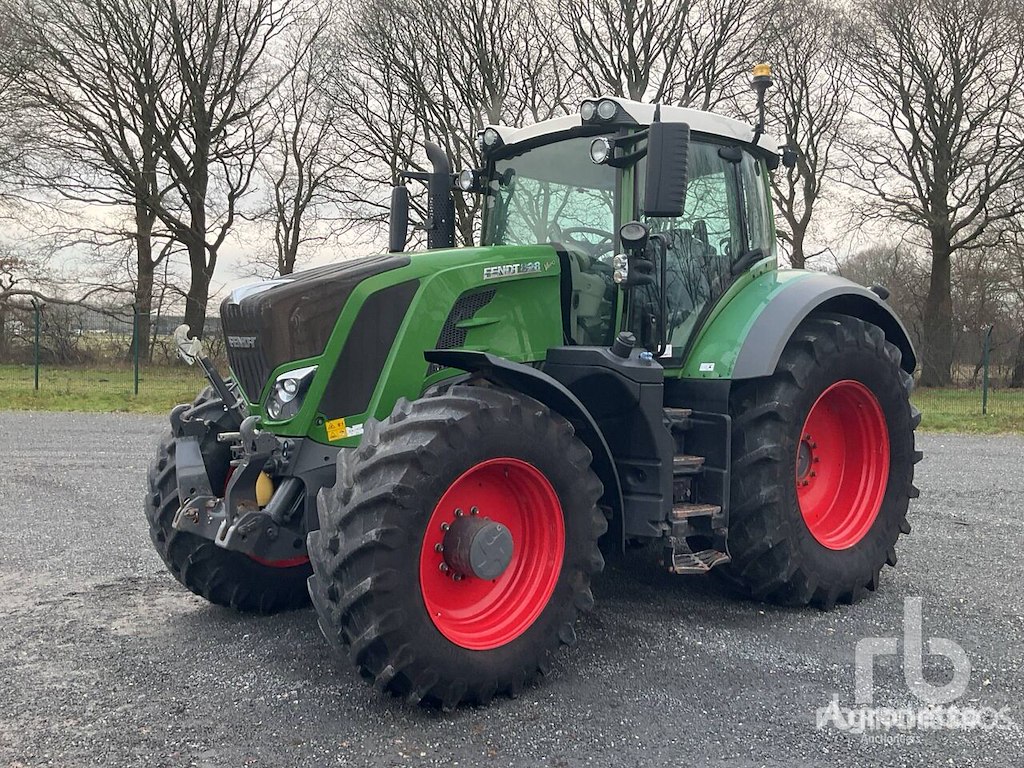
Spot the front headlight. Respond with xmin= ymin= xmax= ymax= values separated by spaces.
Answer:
xmin=264 ymin=365 xmax=317 ymax=421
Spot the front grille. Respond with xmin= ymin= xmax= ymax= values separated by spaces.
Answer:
xmin=221 ymin=302 xmax=272 ymax=403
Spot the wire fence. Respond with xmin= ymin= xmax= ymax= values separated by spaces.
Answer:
xmin=2 ymin=300 xmax=1023 ymax=428
xmin=0 ymin=301 xmax=213 ymax=409
xmin=914 ymin=326 xmax=1024 ymax=423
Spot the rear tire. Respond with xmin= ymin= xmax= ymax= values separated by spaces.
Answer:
xmin=718 ymin=314 xmax=921 ymax=608
xmin=307 ymin=385 xmax=606 ymax=708
xmin=145 ymin=387 xmax=311 ymax=613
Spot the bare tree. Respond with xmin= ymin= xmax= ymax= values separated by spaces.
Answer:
xmin=257 ymin=27 xmax=351 ymax=276
xmin=848 ymin=0 xmax=1024 ymax=386
xmin=15 ymin=0 xmax=178 ymax=358
xmin=555 ymin=0 xmax=762 ymax=109
xmin=761 ymin=0 xmax=853 ymax=268
xmin=997 ymin=229 xmax=1024 ymax=387
xmin=0 ymin=0 xmax=28 ymax=193
xmin=334 ymin=0 xmax=572 ymax=247
xmin=149 ymin=0 xmax=322 ymax=336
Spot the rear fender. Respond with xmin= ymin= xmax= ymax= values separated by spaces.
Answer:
xmin=681 ymin=271 xmax=917 ymax=380
xmin=732 ymin=274 xmax=917 ymax=378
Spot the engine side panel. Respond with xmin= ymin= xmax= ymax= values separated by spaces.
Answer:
xmin=251 ymin=245 xmax=565 ymax=441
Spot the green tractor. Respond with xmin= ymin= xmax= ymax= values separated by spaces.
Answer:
xmin=146 ymin=69 xmax=921 ymax=708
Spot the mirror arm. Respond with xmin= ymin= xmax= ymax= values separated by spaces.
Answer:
xmin=650 ymin=234 xmax=669 ymax=357
xmin=607 ymin=147 xmax=648 ymax=169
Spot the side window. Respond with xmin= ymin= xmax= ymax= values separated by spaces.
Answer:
xmin=741 ymin=154 xmax=773 ymax=255
xmin=639 ymin=142 xmax=740 ymax=356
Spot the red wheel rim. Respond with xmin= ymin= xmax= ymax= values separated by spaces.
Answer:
xmin=419 ymin=458 xmax=565 ymax=651
xmin=796 ymin=380 xmax=890 ymax=550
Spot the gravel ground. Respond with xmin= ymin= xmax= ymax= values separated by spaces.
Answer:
xmin=1 ymin=411 xmax=1022 ymax=768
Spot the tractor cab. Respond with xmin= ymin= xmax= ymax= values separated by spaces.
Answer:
xmin=472 ymin=97 xmax=780 ymax=357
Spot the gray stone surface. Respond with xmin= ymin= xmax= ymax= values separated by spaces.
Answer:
xmin=1 ymin=412 xmax=1021 ymax=767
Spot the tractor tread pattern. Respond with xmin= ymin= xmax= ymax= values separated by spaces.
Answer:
xmin=715 ymin=314 xmax=920 ymax=608
xmin=307 ymin=385 xmax=606 ymax=709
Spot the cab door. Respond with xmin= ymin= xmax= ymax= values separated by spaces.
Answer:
xmin=630 ymin=140 xmax=774 ymax=364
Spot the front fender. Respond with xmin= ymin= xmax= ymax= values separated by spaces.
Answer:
xmin=423 ymin=350 xmax=623 ymax=540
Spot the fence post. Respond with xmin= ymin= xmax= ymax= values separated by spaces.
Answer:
xmin=30 ymin=298 xmax=41 ymax=391
xmin=982 ymin=325 xmax=994 ymax=415
xmin=132 ymin=304 xmax=140 ymax=396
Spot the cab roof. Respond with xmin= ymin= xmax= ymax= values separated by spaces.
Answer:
xmin=486 ymin=96 xmax=781 ymax=155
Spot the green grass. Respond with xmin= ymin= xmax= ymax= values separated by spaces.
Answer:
xmin=2 ymin=364 xmax=1022 ymax=433
xmin=1 ymin=363 xmax=207 ymax=414
xmin=911 ymin=387 xmax=1024 ymax=434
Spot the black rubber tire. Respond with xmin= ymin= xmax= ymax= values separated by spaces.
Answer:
xmin=145 ymin=386 xmax=312 ymax=613
xmin=307 ymin=385 xmax=606 ymax=709
xmin=717 ymin=313 xmax=921 ymax=608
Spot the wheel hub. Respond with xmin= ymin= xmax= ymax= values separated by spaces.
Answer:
xmin=419 ymin=457 xmax=565 ymax=651
xmin=796 ymin=434 xmax=818 ymax=486
xmin=442 ymin=511 xmax=514 ymax=580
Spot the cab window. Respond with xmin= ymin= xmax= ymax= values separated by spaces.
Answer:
xmin=636 ymin=141 xmax=768 ymax=357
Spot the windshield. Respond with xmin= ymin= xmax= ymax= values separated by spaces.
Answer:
xmin=482 ymin=135 xmax=616 ymax=247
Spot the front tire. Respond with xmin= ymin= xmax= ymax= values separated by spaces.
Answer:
xmin=719 ymin=314 xmax=921 ymax=608
xmin=145 ymin=387 xmax=312 ymax=613
xmin=307 ymin=385 xmax=606 ymax=708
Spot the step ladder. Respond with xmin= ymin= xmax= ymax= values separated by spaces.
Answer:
xmin=661 ymin=407 xmax=730 ymax=575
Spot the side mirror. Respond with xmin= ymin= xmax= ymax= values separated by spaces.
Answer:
xmin=643 ymin=122 xmax=689 ymax=218
xmin=388 ymin=185 xmax=410 ymax=253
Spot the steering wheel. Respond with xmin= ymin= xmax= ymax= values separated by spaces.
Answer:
xmin=553 ymin=226 xmax=616 ymax=258
xmin=719 ymin=238 xmax=733 ymax=260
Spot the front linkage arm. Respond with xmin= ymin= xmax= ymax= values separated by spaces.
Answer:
xmin=169 ymin=324 xmax=307 ymax=562
xmin=171 ymin=411 xmax=306 ymax=562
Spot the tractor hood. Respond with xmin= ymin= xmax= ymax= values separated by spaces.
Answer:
xmin=220 ymin=253 xmax=411 ymax=403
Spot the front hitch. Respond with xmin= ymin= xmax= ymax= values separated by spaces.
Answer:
xmin=173 ymin=324 xmax=240 ymax=415
xmin=171 ymin=414 xmax=306 ymax=562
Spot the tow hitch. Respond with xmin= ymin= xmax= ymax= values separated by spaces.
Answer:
xmin=169 ymin=325 xmax=307 ymax=561
xmin=171 ymin=413 xmax=306 ymax=561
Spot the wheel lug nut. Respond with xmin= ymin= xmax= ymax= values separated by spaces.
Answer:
xmin=810 ymin=471 xmax=817 ymax=478
xmin=434 ymin=543 xmax=444 ymax=553
xmin=454 ymin=508 xmax=464 ymax=517
xmin=452 ymin=573 xmax=463 ymax=582
xmin=470 ymin=506 xmax=479 ymax=516
xmin=439 ymin=562 xmax=450 ymax=573
xmin=440 ymin=522 xmax=450 ymax=532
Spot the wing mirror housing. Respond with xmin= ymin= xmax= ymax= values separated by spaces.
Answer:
xmin=643 ymin=122 xmax=690 ymax=218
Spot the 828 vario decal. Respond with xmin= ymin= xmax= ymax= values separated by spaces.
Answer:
xmin=483 ymin=261 xmax=542 ymax=280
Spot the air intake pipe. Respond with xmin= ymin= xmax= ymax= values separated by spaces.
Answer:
xmin=424 ymin=140 xmax=456 ymax=250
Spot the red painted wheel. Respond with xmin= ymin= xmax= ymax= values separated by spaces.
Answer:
xmin=419 ymin=457 xmax=565 ymax=651
xmin=796 ymin=379 xmax=890 ymax=550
